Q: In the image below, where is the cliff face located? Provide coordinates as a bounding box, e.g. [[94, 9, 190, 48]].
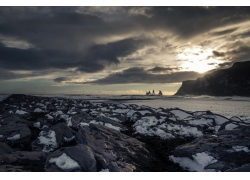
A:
[[175, 61, 250, 96]]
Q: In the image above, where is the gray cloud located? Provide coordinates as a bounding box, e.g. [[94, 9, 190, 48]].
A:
[[85, 67, 201, 84], [1, 6, 250, 84], [211, 27, 238, 36], [212, 50, 225, 57], [148, 66, 180, 73], [53, 77, 73, 83]]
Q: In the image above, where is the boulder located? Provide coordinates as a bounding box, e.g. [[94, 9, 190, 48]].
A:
[[0, 124, 31, 144], [0, 142, 13, 155], [76, 123, 151, 172], [170, 126, 250, 171], [32, 122, 76, 152], [1, 151, 46, 172], [45, 144, 96, 172]]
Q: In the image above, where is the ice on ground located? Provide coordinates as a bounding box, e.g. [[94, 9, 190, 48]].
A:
[[0, 135, 4, 138], [49, 153, 80, 171], [64, 136, 75, 142], [34, 108, 44, 113], [170, 109, 192, 120], [100, 168, 109, 172], [187, 118, 214, 127], [33, 122, 41, 128], [104, 123, 121, 131], [7, 134, 20, 140], [16, 110, 28, 115], [225, 123, 238, 130], [38, 130, 58, 152], [169, 152, 218, 172]]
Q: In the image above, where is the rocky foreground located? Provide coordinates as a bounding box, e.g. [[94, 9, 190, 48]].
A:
[[0, 94, 250, 172]]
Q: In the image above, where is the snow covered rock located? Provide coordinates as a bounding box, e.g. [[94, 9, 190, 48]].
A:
[[45, 144, 96, 172], [170, 126, 250, 171], [0, 124, 31, 144], [32, 123, 76, 152]]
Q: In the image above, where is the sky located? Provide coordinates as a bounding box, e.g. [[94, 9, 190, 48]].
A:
[[0, 5, 250, 95]]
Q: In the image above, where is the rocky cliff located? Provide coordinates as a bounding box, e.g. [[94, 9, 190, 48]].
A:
[[175, 61, 250, 96]]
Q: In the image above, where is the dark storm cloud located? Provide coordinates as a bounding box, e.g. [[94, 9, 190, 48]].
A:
[[1, 7, 250, 83], [0, 37, 149, 73], [143, 7, 250, 38], [0, 42, 76, 70], [212, 50, 225, 57], [148, 66, 180, 73], [53, 77, 72, 83], [76, 38, 151, 73], [213, 45, 250, 62], [85, 67, 201, 84], [211, 28, 238, 36]]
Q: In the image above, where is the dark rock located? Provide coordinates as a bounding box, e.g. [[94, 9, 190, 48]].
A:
[[1, 115, 27, 125], [45, 144, 96, 172], [175, 61, 250, 96], [1, 151, 46, 172], [226, 163, 250, 172], [0, 142, 13, 155], [0, 123, 31, 144], [76, 123, 151, 172], [32, 122, 76, 152], [0, 103, 5, 114], [171, 126, 250, 171]]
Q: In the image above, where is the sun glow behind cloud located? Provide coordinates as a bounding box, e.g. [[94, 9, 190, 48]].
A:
[[178, 45, 222, 73]]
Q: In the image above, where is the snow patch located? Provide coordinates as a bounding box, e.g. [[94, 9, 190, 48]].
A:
[[7, 134, 20, 140], [104, 123, 121, 131], [78, 122, 89, 127], [49, 153, 80, 171], [33, 122, 41, 128], [16, 110, 27, 115], [34, 108, 44, 113], [230, 146, 250, 153], [38, 130, 58, 152], [64, 136, 75, 142], [169, 152, 218, 172], [100, 168, 109, 172], [45, 114, 53, 120]]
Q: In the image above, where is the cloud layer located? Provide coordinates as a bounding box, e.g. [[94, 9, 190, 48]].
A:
[[0, 7, 250, 92]]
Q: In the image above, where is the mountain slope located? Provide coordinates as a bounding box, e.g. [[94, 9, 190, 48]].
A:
[[175, 61, 250, 96]]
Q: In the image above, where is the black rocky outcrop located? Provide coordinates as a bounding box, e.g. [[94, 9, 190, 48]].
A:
[[175, 61, 250, 96]]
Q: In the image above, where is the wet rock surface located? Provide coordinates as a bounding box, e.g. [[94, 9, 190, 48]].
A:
[[0, 94, 249, 172]]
